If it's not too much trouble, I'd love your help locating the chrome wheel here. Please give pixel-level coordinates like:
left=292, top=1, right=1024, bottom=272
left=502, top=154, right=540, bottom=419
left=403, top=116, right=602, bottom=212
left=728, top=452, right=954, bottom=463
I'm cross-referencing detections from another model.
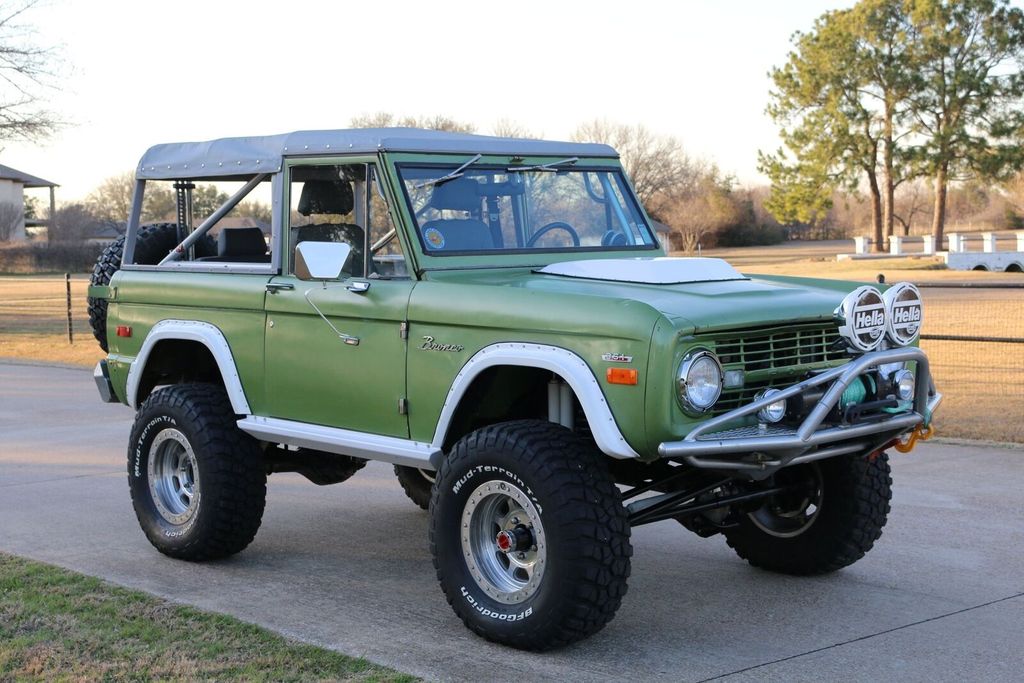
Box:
left=748, top=463, right=823, bottom=538
left=461, top=480, right=547, bottom=605
left=148, top=428, right=200, bottom=525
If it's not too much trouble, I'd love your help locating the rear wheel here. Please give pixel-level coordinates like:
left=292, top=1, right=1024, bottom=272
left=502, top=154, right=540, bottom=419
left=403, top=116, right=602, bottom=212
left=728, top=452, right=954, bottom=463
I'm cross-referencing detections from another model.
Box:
left=128, top=383, right=266, bottom=561
left=723, top=453, right=892, bottom=575
left=394, top=465, right=434, bottom=510
left=430, top=420, right=631, bottom=650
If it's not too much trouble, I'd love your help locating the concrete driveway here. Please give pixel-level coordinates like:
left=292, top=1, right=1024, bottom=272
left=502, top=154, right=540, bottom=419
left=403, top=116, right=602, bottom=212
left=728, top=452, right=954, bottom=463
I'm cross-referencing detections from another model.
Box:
left=1, top=362, right=1021, bottom=682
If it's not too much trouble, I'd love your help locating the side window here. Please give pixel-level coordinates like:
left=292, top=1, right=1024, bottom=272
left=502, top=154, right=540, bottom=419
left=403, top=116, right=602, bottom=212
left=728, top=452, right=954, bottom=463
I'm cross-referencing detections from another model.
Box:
left=368, top=166, right=408, bottom=278
left=128, top=176, right=273, bottom=266
left=289, top=164, right=367, bottom=278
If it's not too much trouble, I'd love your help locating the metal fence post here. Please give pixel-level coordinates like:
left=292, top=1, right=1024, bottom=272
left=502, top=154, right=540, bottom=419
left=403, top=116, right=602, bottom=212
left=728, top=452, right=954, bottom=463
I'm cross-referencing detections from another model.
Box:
left=65, top=273, right=73, bottom=345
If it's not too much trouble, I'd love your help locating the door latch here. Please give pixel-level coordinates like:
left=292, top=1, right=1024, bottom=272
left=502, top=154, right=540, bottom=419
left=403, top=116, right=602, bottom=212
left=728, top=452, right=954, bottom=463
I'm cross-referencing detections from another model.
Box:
left=266, top=282, right=295, bottom=294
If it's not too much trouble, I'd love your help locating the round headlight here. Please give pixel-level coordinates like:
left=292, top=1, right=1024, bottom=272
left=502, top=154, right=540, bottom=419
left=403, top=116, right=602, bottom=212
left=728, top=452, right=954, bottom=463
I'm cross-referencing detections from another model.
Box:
left=677, top=349, right=723, bottom=414
left=893, top=369, right=916, bottom=401
left=835, top=285, right=886, bottom=352
left=756, top=388, right=787, bottom=423
left=883, top=282, right=923, bottom=346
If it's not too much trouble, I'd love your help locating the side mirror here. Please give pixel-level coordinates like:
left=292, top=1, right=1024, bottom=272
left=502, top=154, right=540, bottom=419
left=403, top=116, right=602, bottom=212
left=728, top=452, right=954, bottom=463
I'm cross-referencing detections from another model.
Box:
left=294, top=241, right=351, bottom=281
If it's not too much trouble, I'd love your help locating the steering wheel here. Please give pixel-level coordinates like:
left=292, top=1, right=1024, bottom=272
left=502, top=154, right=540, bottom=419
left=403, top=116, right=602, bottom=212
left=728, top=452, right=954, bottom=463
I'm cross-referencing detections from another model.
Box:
left=526, top=221, right=580, bottom=248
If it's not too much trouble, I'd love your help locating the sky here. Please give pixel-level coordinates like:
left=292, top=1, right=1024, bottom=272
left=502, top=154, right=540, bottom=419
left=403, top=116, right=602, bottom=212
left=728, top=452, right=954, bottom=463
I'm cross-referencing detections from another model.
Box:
left=2, top=0, right=857, bottom=201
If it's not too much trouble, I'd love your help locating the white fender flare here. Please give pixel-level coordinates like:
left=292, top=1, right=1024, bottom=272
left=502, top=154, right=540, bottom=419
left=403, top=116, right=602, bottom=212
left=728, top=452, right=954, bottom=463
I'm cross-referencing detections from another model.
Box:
left=125, top=319, right=251, bottom=414
left=431, top=342, right=640, bottom=459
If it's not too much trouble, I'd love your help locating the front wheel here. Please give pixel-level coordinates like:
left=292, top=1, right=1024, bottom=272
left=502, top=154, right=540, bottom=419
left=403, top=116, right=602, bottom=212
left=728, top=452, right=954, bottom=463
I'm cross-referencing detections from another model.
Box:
left=723, top=453, right=892, bottom=575
left=429, top=420, right=631, bottom=650
left=128, top=383, right=267, bottom=561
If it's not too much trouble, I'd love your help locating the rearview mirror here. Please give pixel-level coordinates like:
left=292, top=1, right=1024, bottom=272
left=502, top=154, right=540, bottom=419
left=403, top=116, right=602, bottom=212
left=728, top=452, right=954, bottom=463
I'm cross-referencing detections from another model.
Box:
left=294, top=241, right=351, bottom=281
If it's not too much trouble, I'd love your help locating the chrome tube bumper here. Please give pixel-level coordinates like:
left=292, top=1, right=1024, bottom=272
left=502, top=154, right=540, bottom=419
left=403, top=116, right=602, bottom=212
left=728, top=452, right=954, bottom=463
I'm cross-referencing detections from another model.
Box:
left=658, top=347, right=942, bottom=475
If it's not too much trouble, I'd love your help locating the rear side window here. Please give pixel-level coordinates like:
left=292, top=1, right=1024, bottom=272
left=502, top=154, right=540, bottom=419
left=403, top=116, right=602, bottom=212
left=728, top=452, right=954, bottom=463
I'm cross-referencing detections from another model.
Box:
left=127, top=176, right=273, bottom=266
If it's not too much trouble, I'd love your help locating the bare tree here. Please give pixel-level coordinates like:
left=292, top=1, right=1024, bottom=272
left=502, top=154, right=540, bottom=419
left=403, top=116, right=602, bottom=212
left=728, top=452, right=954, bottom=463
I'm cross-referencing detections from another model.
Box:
left=0, top=0, right=62, bottom=142
left=350, top=112, right=475, bottom=133
left=491, top=119, right=536, bottom=138
left=661, top=178, right=740, bottom=253
left=0, top=200, right=20, bottom=240
left=1001, top=170, right=1024, bottom=215
left=893, top=181, right=930, bottom=236
left=571, top=120, right=704, bottom=218
left=49, top=202, right=97, bottom=243
left=87, top=172, right=136, bottom=222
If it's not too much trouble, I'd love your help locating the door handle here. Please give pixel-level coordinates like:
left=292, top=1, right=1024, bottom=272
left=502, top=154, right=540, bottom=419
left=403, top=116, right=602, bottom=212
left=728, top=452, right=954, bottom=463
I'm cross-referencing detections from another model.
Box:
left=266, top=282, right=295, bottom=293
left=347, top=281, right=371, bottom=294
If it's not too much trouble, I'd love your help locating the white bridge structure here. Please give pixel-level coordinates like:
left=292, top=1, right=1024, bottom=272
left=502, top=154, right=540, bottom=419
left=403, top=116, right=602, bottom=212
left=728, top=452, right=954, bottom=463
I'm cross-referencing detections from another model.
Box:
left=841, top=231, right=1023, bottom=272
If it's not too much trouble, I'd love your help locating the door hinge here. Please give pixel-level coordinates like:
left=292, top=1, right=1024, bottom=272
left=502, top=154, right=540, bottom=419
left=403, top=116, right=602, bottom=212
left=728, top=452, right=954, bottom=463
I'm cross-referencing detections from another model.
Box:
left=398, top=398, right=408, bottom=415
left=399, top=321, right=409, bottom=340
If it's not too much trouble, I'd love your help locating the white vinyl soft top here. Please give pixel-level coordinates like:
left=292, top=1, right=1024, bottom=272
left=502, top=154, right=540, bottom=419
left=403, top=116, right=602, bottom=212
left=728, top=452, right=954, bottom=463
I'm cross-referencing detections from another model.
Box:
left=136, top=128, right=618, bottom=180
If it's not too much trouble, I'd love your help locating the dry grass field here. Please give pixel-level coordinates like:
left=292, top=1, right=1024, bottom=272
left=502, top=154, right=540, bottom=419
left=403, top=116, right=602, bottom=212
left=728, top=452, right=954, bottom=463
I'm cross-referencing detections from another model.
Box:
left=2, top=243, right=1021, bottom=443
left=0, top=276, right=103, bottom=367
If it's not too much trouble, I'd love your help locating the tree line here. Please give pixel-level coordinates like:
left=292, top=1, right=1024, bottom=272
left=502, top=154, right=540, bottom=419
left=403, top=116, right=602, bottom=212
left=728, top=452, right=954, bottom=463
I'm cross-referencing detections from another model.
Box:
left=6, top=0, right=1022, bottom=251
left=761, top=0, right=1024, bottom=251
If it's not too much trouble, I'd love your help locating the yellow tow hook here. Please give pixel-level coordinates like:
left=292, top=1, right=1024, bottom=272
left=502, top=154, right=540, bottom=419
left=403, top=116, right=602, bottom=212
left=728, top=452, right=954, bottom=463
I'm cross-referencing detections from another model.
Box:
left=894, top=424, right=935, bottom=453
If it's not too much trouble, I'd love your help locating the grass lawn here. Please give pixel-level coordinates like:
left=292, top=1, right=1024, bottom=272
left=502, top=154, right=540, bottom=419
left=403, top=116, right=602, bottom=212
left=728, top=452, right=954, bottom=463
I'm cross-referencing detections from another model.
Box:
left=0, top=552, right=415, bottom=682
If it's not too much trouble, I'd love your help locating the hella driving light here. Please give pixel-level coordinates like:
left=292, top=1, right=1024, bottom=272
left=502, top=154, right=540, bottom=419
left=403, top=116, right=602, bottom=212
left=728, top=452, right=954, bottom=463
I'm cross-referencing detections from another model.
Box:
left=677, top=349, right=723, bottom=414
left=893, top=369, right=916, bottom=401
left=835, top=285, right=887, bottom=352
left=883, top=282, right=924, bottom=346
left=756, top=388, right=787, bottom=423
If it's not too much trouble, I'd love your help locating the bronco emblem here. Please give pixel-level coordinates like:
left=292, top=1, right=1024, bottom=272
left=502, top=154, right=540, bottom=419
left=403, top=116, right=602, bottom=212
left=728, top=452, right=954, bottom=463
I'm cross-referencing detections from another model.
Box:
left=420, top=335, right=464, bottom=353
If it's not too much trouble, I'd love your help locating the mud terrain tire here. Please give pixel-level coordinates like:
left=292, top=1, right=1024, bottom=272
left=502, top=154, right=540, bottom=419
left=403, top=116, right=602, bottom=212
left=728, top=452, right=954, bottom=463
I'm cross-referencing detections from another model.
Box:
left=430, top=420, right=631, bottom=650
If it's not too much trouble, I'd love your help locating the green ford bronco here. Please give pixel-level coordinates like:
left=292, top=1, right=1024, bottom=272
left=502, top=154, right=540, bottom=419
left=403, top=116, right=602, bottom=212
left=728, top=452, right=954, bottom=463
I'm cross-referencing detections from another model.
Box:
left=88, top=128, right=941, bottom=650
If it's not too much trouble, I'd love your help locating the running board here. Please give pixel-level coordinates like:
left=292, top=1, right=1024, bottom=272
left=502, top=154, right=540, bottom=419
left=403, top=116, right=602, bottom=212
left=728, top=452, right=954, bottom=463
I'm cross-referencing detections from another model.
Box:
left=237, top=416, right=440, bottom=470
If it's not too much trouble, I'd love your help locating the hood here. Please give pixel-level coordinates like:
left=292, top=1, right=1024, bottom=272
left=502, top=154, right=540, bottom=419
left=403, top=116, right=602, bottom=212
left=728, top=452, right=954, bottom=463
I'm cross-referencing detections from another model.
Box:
left=426, top=259, right=859, bottom=334
left=537, top=257, right=745, bottom=285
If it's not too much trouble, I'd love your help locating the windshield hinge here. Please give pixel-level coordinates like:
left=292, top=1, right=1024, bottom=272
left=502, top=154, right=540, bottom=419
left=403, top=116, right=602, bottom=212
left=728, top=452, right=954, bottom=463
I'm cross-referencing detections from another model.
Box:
left=399, top=321, right=409, bottom=340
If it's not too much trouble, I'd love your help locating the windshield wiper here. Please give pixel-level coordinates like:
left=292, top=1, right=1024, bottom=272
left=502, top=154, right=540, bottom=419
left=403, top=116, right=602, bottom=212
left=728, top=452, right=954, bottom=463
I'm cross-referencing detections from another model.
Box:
left=507, top=157, right=579, bottom=173
left=412, top=154, right=482, bottom=189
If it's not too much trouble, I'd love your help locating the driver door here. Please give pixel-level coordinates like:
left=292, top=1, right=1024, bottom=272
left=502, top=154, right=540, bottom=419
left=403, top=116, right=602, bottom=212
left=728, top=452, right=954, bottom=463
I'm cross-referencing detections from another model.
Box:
left=263, top=160, right=413, bottom=438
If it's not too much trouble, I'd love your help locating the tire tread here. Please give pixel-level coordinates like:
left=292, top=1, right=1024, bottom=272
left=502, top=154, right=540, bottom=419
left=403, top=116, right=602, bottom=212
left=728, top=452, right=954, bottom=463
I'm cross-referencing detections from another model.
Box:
left=429, top=420, right=631, bottom=650
left=129, top=383, right=266, bottom=561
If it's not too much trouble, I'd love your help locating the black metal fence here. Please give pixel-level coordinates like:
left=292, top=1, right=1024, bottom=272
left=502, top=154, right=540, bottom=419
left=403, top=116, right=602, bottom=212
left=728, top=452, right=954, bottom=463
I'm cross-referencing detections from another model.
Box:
left=917, top=283, right=1024, bottom=443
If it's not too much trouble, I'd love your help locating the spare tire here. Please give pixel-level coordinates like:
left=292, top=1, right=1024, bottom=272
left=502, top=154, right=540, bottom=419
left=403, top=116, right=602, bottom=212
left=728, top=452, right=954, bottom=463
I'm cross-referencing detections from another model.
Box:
left=88, top=223, right=215, bottom=351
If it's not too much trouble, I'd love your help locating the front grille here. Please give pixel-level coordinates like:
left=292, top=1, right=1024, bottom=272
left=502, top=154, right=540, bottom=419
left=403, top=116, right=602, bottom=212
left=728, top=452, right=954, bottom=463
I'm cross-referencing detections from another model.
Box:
left=715, top=379, right=776, bottom=415
left=699, top=323, right=847, bottom=417
left=711, top=323, right=846, bottom=371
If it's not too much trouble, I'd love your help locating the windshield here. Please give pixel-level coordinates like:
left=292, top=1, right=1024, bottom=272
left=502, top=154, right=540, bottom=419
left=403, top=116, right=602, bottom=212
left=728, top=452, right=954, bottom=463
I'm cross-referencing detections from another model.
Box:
left=397, top=164, right=658, bottom=255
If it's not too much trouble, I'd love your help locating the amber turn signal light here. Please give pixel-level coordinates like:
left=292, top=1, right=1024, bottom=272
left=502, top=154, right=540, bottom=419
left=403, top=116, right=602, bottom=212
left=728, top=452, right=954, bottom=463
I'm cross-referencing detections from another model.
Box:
left=606, top=368, right=638, bottom=385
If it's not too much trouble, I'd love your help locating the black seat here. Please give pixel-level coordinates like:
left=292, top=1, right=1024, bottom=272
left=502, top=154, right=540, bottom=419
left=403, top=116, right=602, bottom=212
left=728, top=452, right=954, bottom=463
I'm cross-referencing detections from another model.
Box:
left=198, top=226, right=269, bottom=263
left=420, top=177, right=494, bottom=251
left=294, top=179, right=365, bottom=277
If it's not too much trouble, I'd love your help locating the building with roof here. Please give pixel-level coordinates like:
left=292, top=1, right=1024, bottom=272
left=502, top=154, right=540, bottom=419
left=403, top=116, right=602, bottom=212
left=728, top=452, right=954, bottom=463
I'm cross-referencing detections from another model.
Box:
left=0, top=163, right=57, bottom=241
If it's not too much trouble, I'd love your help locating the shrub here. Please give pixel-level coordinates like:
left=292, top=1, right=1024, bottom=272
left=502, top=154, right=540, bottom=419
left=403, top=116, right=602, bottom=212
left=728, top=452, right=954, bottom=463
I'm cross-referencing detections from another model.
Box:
left=0, top=242, right=106, bottom=274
